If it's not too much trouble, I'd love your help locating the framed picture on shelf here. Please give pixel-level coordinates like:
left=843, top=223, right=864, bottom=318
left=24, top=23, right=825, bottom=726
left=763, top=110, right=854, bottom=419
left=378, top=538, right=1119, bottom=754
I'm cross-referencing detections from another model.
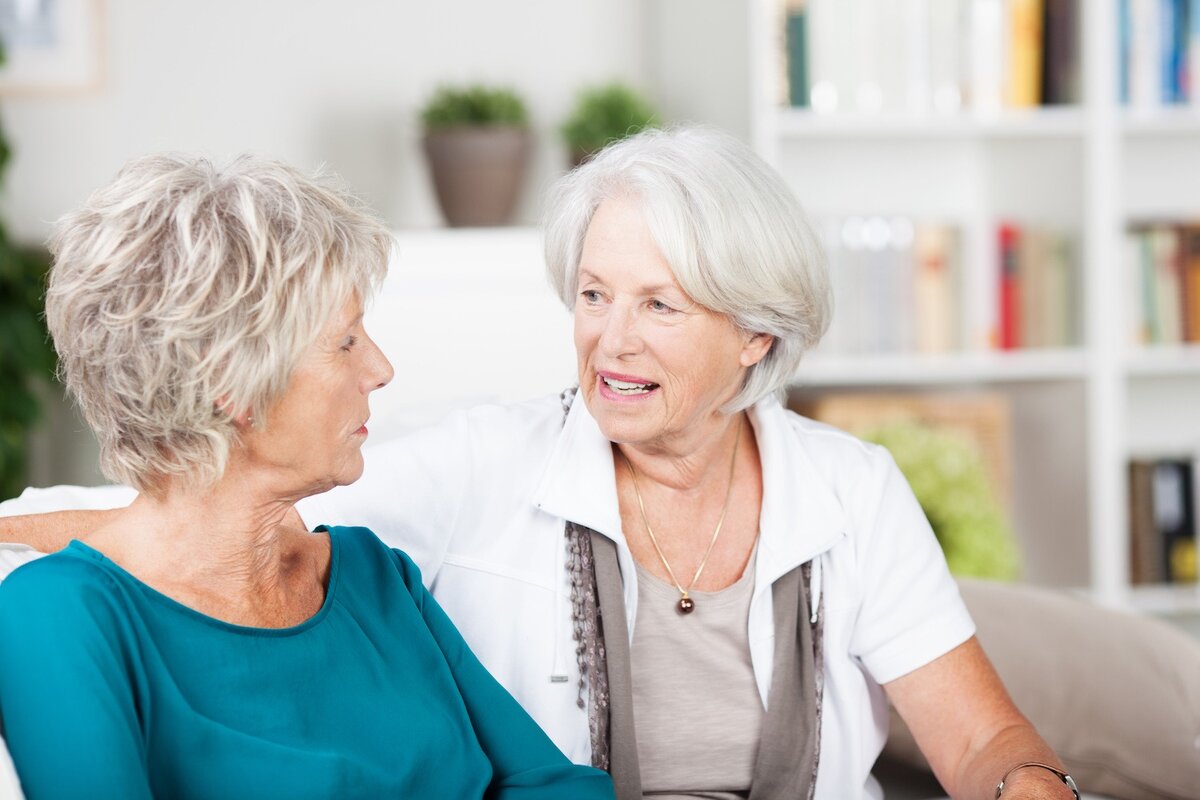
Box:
left=0, top=0, right=103, bottom=94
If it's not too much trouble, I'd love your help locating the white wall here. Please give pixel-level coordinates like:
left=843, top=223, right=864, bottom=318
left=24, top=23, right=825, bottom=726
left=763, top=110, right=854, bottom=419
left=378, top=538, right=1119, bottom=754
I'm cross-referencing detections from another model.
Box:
left=5, top=0, right=654, bottom=489
left=1, top=0, right=649, bottom=241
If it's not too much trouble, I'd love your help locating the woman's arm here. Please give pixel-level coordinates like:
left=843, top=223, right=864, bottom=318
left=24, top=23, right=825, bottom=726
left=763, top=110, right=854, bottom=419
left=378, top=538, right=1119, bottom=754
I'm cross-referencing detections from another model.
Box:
left=390, top=549, right=614, bottom=800
left=885, top=637, right=1075, bottom=800
left=0, top=509, right=120, bottom=553
left=0, top=484, right=136, bottom=553
left=0, top=562, right=153, bottom=799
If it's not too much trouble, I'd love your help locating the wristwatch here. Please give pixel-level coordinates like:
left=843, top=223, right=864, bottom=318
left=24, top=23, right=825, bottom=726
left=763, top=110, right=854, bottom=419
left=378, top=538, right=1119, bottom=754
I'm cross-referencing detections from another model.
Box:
left=995, top=762, right=1080, bottom=800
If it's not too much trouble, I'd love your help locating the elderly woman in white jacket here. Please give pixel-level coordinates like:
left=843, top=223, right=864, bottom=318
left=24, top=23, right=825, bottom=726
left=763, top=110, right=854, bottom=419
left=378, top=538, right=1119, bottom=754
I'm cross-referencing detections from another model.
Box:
left=1, top=127, right=1077, bottom=800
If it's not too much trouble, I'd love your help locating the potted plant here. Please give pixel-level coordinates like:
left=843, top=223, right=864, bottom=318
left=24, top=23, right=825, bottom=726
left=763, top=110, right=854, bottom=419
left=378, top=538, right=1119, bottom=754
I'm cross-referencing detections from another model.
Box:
left=0, top=42, right=56, bottom=500
left=560, top=83, right=660, bottom=168
left=421, top=85, right=531, bottom=227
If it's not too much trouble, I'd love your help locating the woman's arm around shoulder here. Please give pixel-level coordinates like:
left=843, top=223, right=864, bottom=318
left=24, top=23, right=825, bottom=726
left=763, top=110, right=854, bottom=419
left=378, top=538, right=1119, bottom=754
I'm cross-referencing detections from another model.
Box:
left=387, top=547, right=614, bottom=800
left=885, top=637, right=1076, bottom=800
left=0, top=484, right=135, bottom=554
left=0, top=558, right=152, bottom=799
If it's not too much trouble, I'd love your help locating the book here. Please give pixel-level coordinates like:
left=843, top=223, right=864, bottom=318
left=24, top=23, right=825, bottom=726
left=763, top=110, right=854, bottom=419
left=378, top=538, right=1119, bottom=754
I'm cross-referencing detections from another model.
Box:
left=1155, top=459, right=1197, bottom=582
left=1006, top=0, right=1045, bottom=107
left=929, top=0, right=964, bottom=113
left=1125, top=228, right=1149, bottom=344
left=1182, top=224, right=1200, bottom=342
left=914, top=224, right=960, bottom=353
left=786, top=2, right=810, bottom=107
left=1129, top=0, right=1163, bottom=107
left=1128, top=456, right=1197, bottom=584
left=998, top=223, right=1021, bottom=349
left=1149, top=224, right=1183, bottom=343
left=1190, top=0, right=1200, bottom=105
left=1129, top=459, right=1165, bottom=583
left=971, top=0, right=1006, bottom=112
left=1017, top=227, right=1047, bottom=347
left=1041, top=0, right=1079, bottom=104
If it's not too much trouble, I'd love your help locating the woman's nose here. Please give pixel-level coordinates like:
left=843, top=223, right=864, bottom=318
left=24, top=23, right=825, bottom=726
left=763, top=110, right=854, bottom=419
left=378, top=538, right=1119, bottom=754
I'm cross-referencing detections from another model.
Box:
left=365, top=338, right=394, bottom=391
left=599, top=305, right=643, bottom=358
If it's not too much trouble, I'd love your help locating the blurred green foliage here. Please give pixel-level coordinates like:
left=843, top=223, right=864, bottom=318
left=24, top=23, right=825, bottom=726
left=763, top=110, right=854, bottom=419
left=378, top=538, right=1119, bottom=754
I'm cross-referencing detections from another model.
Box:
left=420, top=85, right=529, bottom=129
left=560, top=82, right=659, bottom=160
left=0, top=41, right=57, bottom=500
left=864, top=421, right=1021, bottom=581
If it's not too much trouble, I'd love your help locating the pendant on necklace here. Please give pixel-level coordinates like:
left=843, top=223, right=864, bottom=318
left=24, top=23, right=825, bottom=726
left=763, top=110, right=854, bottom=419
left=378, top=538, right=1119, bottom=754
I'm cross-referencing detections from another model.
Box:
left=677, top=596, right=696, bottom=615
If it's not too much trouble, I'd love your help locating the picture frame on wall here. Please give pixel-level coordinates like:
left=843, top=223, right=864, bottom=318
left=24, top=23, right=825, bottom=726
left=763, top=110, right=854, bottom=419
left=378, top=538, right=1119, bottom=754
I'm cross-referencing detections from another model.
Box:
left=0, top=0, right=103, bottom=94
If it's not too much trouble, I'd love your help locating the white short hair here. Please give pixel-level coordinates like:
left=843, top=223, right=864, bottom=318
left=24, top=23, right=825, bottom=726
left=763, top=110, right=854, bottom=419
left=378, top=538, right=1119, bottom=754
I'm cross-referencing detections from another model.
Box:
left=543, top=126, right=831, bottom=413
left=46, top=154, right=392, bottom=495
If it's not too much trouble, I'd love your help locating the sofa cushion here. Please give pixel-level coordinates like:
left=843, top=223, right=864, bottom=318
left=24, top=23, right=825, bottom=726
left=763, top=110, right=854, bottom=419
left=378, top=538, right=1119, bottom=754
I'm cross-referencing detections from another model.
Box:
left=883, top=578, right=1200, bottom=800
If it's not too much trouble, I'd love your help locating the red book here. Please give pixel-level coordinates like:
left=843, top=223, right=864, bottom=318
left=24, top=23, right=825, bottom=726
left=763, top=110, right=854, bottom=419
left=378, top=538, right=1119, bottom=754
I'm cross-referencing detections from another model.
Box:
left=998, top=223, right=1021, bottom=349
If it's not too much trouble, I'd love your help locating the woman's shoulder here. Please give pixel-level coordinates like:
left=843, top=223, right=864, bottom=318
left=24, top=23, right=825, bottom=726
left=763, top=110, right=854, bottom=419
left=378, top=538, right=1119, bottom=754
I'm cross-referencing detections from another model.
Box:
left=0, top=545, right=127, bottom=635
left=320, top=525, right=424, bottom=589
left=1, top=544, right=113, bottom=596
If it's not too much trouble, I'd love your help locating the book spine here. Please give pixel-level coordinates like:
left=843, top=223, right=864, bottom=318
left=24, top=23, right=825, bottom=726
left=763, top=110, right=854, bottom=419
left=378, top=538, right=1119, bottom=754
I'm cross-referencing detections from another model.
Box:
left=929, top=0, right=964, bottom=113
left=914, top=223, right=954, bottom=353
left=1160, top=0, right=1182, bottom=103
left=1018, top=226, right=1045, bottom=347
left=1125, top=228, right=1149, bottom=344
left=972, top=0, right=1006, bottom=112
left=1042, top=231, right=1072, bottom=347
left=1041, top=0, right=1079, bottom=104
left=1181, top=224, right=1200, bottom=342
left=1131, top=0, right=1163, bottom=107
left=1139, top=228, right=1162, bottom=342
left=787, top=7, right=810, bottom=107
left=1151, top=225, right=1183, bottom=343
left=1129, top=459, right=1163, bottom=583
left=1006, top=0, right=1044, bottom=106
left=998, top=223, right=1021, bottom=350
left=1190, top=0, right=1200, bottom=104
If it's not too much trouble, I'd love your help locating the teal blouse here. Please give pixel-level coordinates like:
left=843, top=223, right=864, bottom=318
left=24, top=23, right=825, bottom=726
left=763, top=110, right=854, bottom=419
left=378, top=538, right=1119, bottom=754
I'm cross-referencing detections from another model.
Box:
left=0, top=526, right=612, bottom=800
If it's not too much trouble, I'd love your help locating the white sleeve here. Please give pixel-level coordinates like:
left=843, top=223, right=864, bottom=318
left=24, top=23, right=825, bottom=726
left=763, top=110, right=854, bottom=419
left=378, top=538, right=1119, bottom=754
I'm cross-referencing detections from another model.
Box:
left=295, top=410, right=473, bottom=583
left=848, top=446, right=976, bottom=685
left=0, top=735, right=24, bottom=800
left=0, top=485, right=136, bottom=517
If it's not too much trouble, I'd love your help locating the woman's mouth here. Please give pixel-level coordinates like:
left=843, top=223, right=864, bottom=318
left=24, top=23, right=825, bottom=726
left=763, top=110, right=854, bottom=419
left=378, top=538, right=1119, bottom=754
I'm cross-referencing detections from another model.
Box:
left=598, top=372, right=659, bottom=400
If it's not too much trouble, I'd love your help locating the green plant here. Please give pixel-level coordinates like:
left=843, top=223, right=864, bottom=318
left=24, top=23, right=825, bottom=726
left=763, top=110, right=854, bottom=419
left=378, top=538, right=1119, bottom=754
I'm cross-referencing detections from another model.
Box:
left=421, top=85, right=528, bottom=130
left=0, top=42, right=56, bottom=500
left=863, top=421, right=1021, bottom=581
left=560, top=83, right=659, bottom=160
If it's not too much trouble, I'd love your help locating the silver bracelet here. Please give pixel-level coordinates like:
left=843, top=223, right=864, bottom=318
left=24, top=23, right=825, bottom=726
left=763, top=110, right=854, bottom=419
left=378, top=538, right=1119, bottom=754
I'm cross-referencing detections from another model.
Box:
left=995, top=762, right=1079, bottom=800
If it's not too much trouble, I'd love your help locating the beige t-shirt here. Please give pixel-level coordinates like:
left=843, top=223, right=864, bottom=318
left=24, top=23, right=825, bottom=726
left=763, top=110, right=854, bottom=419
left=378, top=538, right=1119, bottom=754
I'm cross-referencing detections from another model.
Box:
left=630, top=556, right=763, bottom=799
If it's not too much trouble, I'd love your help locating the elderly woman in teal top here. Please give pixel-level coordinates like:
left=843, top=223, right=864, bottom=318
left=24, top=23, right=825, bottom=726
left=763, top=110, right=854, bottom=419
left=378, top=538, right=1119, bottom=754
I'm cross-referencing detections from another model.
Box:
left=0, top=155, right=612, bottom=800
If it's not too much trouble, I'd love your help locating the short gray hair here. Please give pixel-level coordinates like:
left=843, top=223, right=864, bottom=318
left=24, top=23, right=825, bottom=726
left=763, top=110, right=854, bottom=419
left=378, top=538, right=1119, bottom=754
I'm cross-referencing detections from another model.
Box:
left=46, top=154, right=391, bottom=495
left=543, top=126, right=830, bottom=413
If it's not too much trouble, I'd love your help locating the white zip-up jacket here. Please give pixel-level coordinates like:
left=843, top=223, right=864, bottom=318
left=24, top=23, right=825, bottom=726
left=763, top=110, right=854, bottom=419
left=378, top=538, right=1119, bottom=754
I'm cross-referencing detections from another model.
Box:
left=0, top=392, right=973, bottom=798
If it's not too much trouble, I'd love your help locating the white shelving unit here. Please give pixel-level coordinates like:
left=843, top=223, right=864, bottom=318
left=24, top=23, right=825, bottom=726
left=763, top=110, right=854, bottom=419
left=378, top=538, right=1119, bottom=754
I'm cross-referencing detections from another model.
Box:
left=651, top=0, right=1200, bottom=615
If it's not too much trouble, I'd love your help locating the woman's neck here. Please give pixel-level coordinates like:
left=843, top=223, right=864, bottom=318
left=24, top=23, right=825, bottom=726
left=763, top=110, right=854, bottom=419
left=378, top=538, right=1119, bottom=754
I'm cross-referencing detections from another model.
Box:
left=83, top=465, right=324, bottom=625
left=616, top=411, right=749, bottom=494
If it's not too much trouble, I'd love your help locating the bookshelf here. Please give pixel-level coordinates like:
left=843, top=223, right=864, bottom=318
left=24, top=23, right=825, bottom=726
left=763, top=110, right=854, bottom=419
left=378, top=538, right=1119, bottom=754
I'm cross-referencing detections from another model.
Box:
left=650, top=0, right=1200, bottom=615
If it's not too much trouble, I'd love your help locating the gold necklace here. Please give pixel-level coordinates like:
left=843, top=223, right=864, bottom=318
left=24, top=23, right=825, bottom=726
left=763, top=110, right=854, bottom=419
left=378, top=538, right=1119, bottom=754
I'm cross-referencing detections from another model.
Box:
left=621, top=417, right=743, bottom=615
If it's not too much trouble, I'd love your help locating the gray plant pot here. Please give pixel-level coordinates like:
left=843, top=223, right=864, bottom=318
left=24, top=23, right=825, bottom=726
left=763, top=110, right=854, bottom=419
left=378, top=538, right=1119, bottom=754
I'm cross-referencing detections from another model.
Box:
left=422, top=126, right=531, bottom=227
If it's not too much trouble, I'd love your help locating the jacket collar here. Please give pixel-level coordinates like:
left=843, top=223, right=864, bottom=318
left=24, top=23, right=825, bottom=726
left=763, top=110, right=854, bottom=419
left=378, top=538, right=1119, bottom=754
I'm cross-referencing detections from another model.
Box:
left=532, top=392, right=846, bottom=581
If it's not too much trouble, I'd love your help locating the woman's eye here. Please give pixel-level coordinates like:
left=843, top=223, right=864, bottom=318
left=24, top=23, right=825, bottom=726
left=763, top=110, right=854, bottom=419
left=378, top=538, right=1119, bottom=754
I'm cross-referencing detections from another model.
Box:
left=649, top=299, right=675, bottom=313
left=341, top=335, right=358, bottom=352
left=581, top=289, right=602, bottom=304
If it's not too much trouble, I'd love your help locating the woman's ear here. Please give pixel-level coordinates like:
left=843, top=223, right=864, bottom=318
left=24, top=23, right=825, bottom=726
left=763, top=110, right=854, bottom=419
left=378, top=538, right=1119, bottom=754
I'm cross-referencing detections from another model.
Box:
left=215, top=395, right=254, bottom=429
left=739, top=332, right=774, bottom=368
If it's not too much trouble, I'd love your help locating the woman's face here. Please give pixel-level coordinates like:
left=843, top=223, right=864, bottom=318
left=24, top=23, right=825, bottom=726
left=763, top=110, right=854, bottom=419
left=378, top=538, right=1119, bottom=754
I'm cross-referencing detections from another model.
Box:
left=241, top=293, right=393, bottom=495
left=573, top=197, right=771, bottom=450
